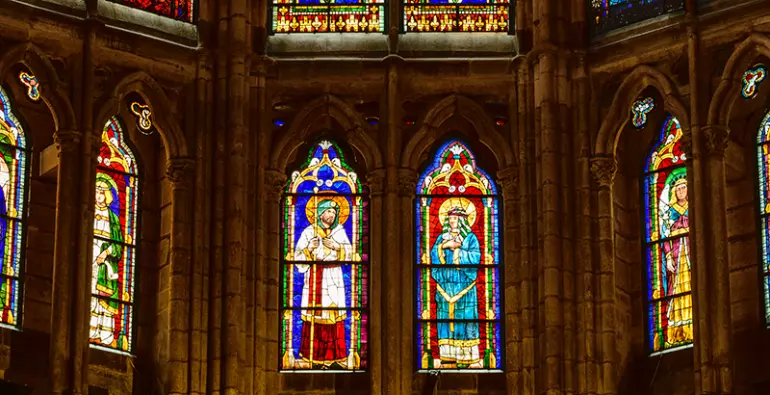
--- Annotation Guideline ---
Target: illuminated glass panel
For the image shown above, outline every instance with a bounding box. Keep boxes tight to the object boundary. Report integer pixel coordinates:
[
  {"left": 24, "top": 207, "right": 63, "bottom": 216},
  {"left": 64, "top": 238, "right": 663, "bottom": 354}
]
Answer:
[
  {"left": 416, "top": 140, "right": 502, "bottom": 371},
  {"left": 590, "top": 0, "right": 684, "bottom": 36},
  {"left": 90, "top": 117, "right": 139, "bottom": 354},
  {"left": 631, "top": 97, "right": 654, "bottom": 128},
  {"left": 18, "top": 72, "right": 40, "bottom": 102},
  {"left": 107, "top": 0, "right": 194, "bottom": 23},
  {"left": 0, "top": 86, "right": 29, "bottom": 328},
  {"left": 742, "top": 66, "right": 766, "bottom": 99},
  {"left": 270, "top": 0, "right": 386, "bottom": 33},
  {"left": 756, "top": 110, "right": 770, "bottom": 324},
  {"left": 280, "top": 140, "right": 369, "bottom": 371},
  {"left": 403, "top": 0, "right": 511, "bottom": 32},
  {"left": 644, "top": 115, "right": 693, "bottom": 353}
]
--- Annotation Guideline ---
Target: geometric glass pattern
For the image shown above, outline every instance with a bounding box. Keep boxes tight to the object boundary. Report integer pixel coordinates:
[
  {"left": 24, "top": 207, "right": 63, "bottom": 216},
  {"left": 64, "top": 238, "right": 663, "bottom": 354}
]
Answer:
[
  {"left": 89, "top": 117, "right": 139, "bottom": 353},
  {"left": 631, "top": 97, "right": 655, "bottom": 128},
  {"left": 280, "top": 140, "right": 369, "bottom": 371},
  {"left": 590, "top": 0, "right": 685, "bottom": 37},
  {"left": 403, "top": 0, "right": 511, "bottom": 32},
  {"left": 270, "top": 0, "right": 385, "bottom": 33},
  {"left": 129, "top": 102, "right": 154, "bottom": 135},
  {"left": 18, "top": 72, "right": 40, "bottom": 102},
  {"left": 416, "top": 140, "right": 502, "bottom": 371},
  {"left": 742, "top": 65, "right": 766, "bottom": 99},
  {"left": 0, "top": 85, "right": 29, "bottom": 328},
  {"left": 756, "top": 110, "right": 770, "bottom": 325},
  {"left": 643, "top": 115, "right": 694, "bottom": 353},
  {"left": 106, "top": 0, "right": 194, "bottom": 23}
]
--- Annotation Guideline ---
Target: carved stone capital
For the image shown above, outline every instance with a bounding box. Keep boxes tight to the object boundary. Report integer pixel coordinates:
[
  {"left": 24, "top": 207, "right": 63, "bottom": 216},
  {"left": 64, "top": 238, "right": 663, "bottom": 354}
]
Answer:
[
  {"left": 365, "top": 169, "right": 386, "bottom": 197},
  {"left": 265, "top": 169, "right": 288, "bottom": 203},
  {"left": 54, "top": 129, "right": 82, "bottom": 153},
  {"left": 496, "top": 166, "right": 518, "bottom": 199},
  {"left": 590, "top": 156, "right": 617, "bottom": 188},
  {"left": 166, "top": 158, "right": 195, "bottom": 187},
  {"left": 702, "top": 125, "right": 729, "bottom": 158},
  {"left": 679, "top": 132, "right": 693, "bottom": 159},
  {"left": 398, "top": 168, "right": 419, "bottom": 196}
]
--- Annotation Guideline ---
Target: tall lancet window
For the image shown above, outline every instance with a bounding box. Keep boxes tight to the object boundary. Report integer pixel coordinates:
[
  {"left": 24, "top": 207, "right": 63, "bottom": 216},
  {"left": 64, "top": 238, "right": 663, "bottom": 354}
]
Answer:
[
  {"left": 756, "top": 110, "right": 770, "bottom": 324},
  {"left": 644, "top": 115, "right": 694, "bottom": 354},
  {"left": 0, "top": 86, "right": 29, "bottom": 328},
  {"left": 280, "top": 140, "right": 369, "bottom": 371},
  {"left": 90, "top": 116, "right": 140, "bottom": 354},
  {"left": 416, "top": 140, "right": 502, "bottom": 371}
]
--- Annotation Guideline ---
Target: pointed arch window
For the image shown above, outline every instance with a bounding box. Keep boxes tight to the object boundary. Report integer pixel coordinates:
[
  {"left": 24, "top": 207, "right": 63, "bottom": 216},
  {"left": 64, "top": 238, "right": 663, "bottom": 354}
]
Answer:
[
  {"left": 280, "top": 140, "right": 369, "bottom": 371},
  {"left": 416, "top": 140, "right": 502, "bottom": 371},
  {"left": 644, "top": 115, "right": 694, "bottom": 354},
  {"left": 756, "top": 110, "right": 770, "bottom": 324},
  {"left": 89, "top": 116, "right": 140, "bottom": 354},
  {"left": 0, "top": 86, "right": 30, "bottom": 328}
]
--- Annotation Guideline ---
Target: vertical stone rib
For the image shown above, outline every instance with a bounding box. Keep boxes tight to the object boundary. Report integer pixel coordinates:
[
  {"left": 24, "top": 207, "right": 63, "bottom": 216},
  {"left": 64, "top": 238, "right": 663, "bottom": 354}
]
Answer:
[
  {"left": 398, "top": 169, "right": 416, "bottom": 395},
  {"left": 254, "top": 64, "right": 269, "bottom": 395},
  {"left": 264, "top": 170, "right": 286, "bottom": 394},
  {"left": 498, "top": 167, "right": 519, "bottom": 395},
  {"left": 366, "top": 169, "right": 385, "bottom": 395}
]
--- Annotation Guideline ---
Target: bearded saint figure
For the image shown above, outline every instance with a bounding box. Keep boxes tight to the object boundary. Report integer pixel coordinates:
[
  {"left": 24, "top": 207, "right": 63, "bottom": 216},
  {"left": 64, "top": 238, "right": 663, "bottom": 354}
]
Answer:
[
  {"left": 292, "top": 198, "right": 353, "bottom": 368},
  {"left": 660, "top": 175, "right": 693, "bottom": 346},
  {"left": 429, "top": 206, "right": 482, "bottom": 368},
  {"left": 90, "top": 174, "right": 126, "bottom": 350}
]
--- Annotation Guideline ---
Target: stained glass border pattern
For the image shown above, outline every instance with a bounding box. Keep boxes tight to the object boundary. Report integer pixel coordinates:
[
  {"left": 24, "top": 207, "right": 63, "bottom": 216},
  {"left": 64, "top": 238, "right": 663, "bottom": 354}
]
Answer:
[
  {"left": 270, "top": 0, "right": 386, "bottom": 33},
  {"left": 403, "top": 0, "right": 513, "bottom": 33},
  {"left": 756, "top": 110, "right": 770, "bottom": 326},
  {"left": 590, "top": 0, "right": 684, "bottom": 37}
]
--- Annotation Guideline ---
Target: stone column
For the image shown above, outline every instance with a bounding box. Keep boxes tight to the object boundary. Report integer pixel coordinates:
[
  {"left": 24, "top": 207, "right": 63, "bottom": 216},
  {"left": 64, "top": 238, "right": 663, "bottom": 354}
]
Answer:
[
  {"left": 397, "top": 168, "right": 417, "bottom": 395},
  {"left": 497, "top": 166, "right": 518, "bottom": 395},
  {"left": 49, "top": 129, "right": 82, "bottom": 395},
  {"left": 263, "top": 169, "right": 286, "bottom": 393},
  {"left": 589, "top": 155, "right": 618, "bottom": 395},
  {"left": 365, "top": 169, "right": 385, "bottom": 395},
  {"left": 701, "top": 125, "right": 733, "bottom": 395},
  {"left": 166, "top": 157, "right": 196, "bottom": 395}
]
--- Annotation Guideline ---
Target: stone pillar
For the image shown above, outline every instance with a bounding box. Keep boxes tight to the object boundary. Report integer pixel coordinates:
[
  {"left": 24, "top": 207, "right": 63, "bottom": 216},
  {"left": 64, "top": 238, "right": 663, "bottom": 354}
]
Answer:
[
  {"left": 263, "top": 169, "right": 286, "bottom": 393},
  {"left": 49, "top": 129, "right": 82, "bottom": 395},
  {"left": 365, "top": 169, "right": 385, "bottom": 395},
  {"left": 166, "top": 157, "right": 196, "bottom": 395},
  {"left": 701, "top": 125, "right": 733, "bottom": 395},
  {"left": 497, "top": 166, "right": 518, "bottom": 395},
  {"left": 589, "top": 155, "right": 618, "bottom": 395},
  {"left": 397, "top": 168, "right": 417, "bottom": 395}
]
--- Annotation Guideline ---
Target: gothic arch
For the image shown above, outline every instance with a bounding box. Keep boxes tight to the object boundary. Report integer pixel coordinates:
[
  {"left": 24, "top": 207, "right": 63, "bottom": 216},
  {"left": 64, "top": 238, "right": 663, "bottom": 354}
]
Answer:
[
  {"left": 95, "top": 71, "right": 189, "bottom": 160},
  {"left": 270, "top": 94, "right": 383, "bottom": 172},
  {"left": 401, "top": 94, "right": 516, "bottom": 171},
  {"left": 708, "top": 33, "right": 770, "bottom": 128},
  {"left": 0, "top": 43, "right": 77, "bottom": 133},
  {"left": 594, "top": 65, "right": 690, "bottom": 158}
]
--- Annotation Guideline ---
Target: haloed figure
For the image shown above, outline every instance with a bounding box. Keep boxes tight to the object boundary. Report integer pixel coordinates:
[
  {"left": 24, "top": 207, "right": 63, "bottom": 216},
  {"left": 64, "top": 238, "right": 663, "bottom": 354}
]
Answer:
[
  {"left": 293, "top": 199, "right": 353, "bottom": 368},
  {"left": 661, "top": 175, "right": 692, "bottom": 346},
  {"left": 428, "top": 207, "right": 482, "bottom": 368},
  {"left": 90, "top": 174, "right": 127, "bottom": 350}
]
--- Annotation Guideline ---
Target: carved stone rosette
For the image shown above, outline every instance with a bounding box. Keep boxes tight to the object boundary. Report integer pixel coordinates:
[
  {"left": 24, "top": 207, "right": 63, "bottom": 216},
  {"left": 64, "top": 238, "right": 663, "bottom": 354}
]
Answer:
[
  {"left": 397, "top": 168, "right": 419, "bottom": 197},
  {"left": 589, "top": 156, "right": 617, "bottom": 189},
  {"left": 53, "top": 129, "right": 82, "bottom": 153},
  {"left": 702, "top": 125, "right": 729, "bottom": 158},
  {"left": 166, "top": 157, "right": 195, "bottom": 188},
  {"left": 265, "top": 169, "right": 288, "bottom": 203}
]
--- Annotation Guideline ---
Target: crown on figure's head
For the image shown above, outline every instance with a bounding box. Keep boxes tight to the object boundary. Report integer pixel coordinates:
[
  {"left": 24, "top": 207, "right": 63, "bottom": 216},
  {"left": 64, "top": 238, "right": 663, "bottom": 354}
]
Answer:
[
  {"left": 672, "top": 174, "right": 688, "bottom": 187},
  {"left": 95, "top": 179, "right": 111, "bottom": 191},
  {"left": 447, "top": 207, "right": 468, "bottom": 217}
]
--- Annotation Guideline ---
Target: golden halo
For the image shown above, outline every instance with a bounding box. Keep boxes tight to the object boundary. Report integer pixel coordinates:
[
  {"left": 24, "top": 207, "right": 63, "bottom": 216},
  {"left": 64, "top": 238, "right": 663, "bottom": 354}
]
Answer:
[
  {"left": 438, "top": 197, "right": 477, "bottom": 227},
  {"left": 305, "top": 193, "right": 351, "bottom": 227}
]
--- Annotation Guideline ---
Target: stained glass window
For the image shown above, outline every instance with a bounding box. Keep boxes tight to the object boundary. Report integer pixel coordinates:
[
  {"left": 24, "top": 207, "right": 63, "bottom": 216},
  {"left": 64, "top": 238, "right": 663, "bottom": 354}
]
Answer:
[
  {"left": 18, "top": 72, "right": 40, "bottom": 102},
  {"left": 280, "top": 140, "right": 369, "bottom": 371},
  {"left": 90, "top": 116, "right": 139, "bottom": 354},
  {"left": 644, "top": 115, "right": 693, "bottom": 354},
  {"left": 107, "top": 0, "right": 195, "bottom": 23},
  {"left": 590, "top": 0, "right": 685, "bottom": 36},
  {"left": 270, "top": 0, "right": 385, "bottom": 33},
  {"left": 0, "top": 86, "right": 29, "bottom": 328},
  {"left": 416, "top": 140, "right": 501, "bottom": 371},
  {"left": 403, "top": 0, "right": 511, "bottom": 32},
  {"left": 742, "top": 65, "right": 766, "bottom": 99},
  {"left": 631, "top": 97, "right": 654, "bottom": 128},
  {"left": 756, "top": 110, "right": 770, "bottom": 325}
]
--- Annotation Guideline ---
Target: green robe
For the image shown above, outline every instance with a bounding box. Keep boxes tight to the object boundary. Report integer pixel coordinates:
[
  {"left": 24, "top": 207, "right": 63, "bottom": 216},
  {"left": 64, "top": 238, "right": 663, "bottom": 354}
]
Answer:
[{"left": 96, "top": 208, "right": 123, "bottom": 314}]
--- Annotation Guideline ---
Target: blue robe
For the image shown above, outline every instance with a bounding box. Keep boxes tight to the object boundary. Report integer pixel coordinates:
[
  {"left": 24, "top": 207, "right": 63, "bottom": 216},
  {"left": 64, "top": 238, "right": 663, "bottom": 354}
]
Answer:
[{"left": 430, "top": 232, "right": 480, "bottom": 351}]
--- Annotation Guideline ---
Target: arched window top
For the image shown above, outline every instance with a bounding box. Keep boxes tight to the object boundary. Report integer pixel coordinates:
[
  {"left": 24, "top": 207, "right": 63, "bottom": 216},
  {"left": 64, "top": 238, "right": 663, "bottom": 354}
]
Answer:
[
  {"left": 0, "top": 87, "right": 26, "bottom": 149},
  {"left": 758, "top": 110, "right": 770, "bottom": 144},
  {"left": 99, "top": 117, "right": 138, "bottom": 175},
  {"left": 417, "top": 140, "right": 497, "bottom": 196},
  {"left": 645, "top": 115, "right": 686, "bottom": 174},
  {"left": 287, "top": 140, "right": 362, "bottom": 194}
]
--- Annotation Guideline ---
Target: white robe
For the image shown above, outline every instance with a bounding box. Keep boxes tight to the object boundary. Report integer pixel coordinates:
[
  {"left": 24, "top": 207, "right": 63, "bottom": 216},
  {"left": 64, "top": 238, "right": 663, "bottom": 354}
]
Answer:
[
  {"left": 90, "top": 206, "right": 119, "bottom": 346},
  {"left": 293, "top": 224, "right": 353, "bottom": 323}
]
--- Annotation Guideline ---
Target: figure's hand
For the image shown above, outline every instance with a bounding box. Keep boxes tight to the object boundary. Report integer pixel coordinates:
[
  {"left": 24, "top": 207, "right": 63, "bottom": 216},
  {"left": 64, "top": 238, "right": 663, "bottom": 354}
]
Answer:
[
  {"left": 443, "top": 240, "right": 461, "bottom": 250},
  {"left": 96, "top": 250, "right": 108, "bottom": 265},
  {"left": 322, "top": 238, "right": 340, "bottom": 251},
  {"left": 308, "top": 237, "right": 320, "bottom": 251},
  {"left": 667, "top": 260, "right": 676, "bottom": 273}
]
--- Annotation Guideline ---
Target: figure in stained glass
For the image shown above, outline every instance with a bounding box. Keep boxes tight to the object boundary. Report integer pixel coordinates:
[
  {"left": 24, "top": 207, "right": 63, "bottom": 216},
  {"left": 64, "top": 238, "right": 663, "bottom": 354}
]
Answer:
[
  {"left": 281, "top": 140, "right": 368, "bottom": 371},
  {"left": 0, "top": 86, "right": 28, "bottom": 328},
  {"left": 644, "top": 116, "right": 693, "bottom": 353},
  {"left": 90, "top": 117, "right": 139, "bottom": 353},
  {"left": 416, "top": 141, "right": 501, "bottom": 371}
]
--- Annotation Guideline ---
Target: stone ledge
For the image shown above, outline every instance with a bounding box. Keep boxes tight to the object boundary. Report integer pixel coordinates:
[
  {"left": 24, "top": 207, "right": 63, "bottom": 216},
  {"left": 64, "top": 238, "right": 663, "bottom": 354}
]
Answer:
[
  {"left": 399, "top": 32, "right": 517, "bottom": 54},
  {"left": 267, "top": 33, "right": 389, "bottom": 55},
  {"left": 97, "top": 0, "right": 198, "bottom": 44}
]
